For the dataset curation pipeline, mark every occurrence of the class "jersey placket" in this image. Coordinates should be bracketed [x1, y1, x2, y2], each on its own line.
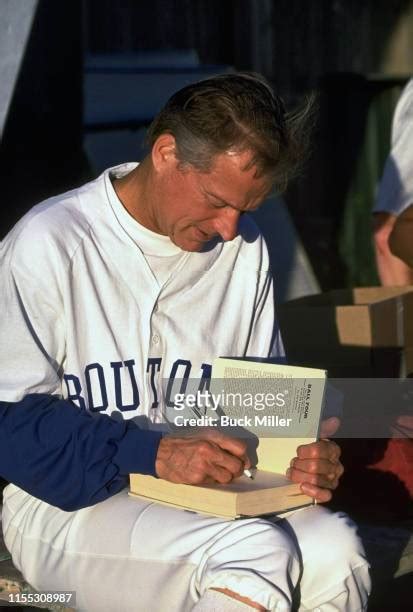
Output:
[146, 297, 166, 424]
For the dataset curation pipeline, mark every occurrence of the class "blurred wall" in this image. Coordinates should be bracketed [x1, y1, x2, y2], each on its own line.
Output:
[0, 0, 86, 238]
[84, 0, 413, 92]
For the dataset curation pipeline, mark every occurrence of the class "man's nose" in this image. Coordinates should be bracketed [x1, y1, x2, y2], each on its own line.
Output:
[213, 208, 241, 242]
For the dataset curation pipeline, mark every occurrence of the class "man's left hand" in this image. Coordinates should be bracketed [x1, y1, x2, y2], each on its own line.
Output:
[286, 417, 344, 503]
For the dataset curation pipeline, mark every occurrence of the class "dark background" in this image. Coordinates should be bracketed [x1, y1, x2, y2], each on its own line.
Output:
[2, 0, 413, 288]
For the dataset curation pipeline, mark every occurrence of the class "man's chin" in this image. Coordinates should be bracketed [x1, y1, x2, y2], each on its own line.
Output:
[173, 234, 212, 252]
[180, 241, 205, 252]
[172, 230, 219, 252]
[169, 236, 202, 252]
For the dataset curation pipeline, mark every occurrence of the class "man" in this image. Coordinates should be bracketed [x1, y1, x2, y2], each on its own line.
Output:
[372, 77, 413, 285]
[0, 73, 370, 611]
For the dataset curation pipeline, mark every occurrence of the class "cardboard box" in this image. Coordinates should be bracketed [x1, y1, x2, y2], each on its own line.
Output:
[278, 286, 413, 376]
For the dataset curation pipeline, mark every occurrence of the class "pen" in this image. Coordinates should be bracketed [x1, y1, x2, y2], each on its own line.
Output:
[243, 468, 254, 479]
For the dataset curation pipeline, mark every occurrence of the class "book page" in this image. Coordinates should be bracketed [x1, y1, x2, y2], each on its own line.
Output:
[210, 358, 326, 437]
[210, 358, 327, 473]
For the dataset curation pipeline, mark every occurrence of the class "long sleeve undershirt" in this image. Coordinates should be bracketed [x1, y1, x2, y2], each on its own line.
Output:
[0, 394, 162, 511]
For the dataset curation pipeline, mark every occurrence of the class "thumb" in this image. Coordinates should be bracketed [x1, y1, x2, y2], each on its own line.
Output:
[320, 416, 340, 438]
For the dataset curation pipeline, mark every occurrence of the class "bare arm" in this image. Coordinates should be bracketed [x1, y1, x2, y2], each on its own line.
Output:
[389, 204, 413, 268]
[372, 212, 413, 285]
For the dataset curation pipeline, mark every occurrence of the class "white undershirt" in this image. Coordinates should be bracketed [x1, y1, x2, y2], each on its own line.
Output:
[131, 223, 185, 287]
[106, 164, 186, 286]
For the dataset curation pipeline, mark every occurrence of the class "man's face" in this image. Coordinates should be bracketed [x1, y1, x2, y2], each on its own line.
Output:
[150, 144, 271, 252]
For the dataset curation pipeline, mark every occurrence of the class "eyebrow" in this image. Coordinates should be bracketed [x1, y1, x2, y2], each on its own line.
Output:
[203, 187, 267, 213]
[204, 190, 262, 212]
[204, 190, 234, 208]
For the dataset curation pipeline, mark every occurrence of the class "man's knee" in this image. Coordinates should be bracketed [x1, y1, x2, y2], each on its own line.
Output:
[293, 506, 366, 565]
[195, 519, 300, 610]
[287, 507, 371, 610]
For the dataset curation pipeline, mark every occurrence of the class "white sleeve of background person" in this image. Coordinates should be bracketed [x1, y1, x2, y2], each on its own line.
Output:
[373, 78, 413, 215]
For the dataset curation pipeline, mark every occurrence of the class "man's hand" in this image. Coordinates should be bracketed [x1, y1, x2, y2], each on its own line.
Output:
[155, 429, 251, 485]
[286, 417, 344, 503]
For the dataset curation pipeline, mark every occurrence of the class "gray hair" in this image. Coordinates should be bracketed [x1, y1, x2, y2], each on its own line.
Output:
[147, 72, 315, 192]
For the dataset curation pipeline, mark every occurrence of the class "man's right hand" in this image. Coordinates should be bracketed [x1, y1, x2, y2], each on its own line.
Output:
[155, 429, 251, 485]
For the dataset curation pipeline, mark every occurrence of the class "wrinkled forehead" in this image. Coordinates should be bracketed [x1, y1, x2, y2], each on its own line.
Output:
[198, 150, 272, 211]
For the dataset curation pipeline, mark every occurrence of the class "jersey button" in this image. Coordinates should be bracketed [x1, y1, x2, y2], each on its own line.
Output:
[152, 334, 160, 345]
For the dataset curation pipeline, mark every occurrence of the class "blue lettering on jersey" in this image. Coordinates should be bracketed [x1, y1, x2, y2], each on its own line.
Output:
[65, 357, 212, 414]
[147, 358, 161, 409]
[85, 363, 109, 412]
[198, 363, 212, 392]
[63, 374, 86, 410]
[110, 360, 140, 412]
[166, 359, 192, 407]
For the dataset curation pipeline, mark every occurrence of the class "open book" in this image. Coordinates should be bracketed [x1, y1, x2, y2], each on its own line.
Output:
[130, 358, 327, 518]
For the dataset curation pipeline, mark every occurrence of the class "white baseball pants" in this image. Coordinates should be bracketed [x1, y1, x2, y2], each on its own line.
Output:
[2, 485, 370, 611]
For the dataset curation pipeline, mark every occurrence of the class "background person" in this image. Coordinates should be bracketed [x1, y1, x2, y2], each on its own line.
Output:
[372, 77, 413, 285]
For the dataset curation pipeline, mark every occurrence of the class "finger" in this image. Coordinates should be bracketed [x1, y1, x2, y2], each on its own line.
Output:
[290, 457, 341, 478]
[212, 447, 248, 477]
[319, 417, 341, 438]
[186, 447, 244, 484]
[208, 431, 249, 460]
[296, 439, 341, 462]
[286, 466, 340, 491]
[202, 430, 251, 468]
[191, 438, 247, 477]
[172, 465, 234, 486]
[300, 482, 333, 503]
[204, 463, 236, 484]
[243, 456, 252, 470]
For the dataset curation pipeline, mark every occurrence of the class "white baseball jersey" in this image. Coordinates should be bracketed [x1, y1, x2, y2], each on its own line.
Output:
[0, 163, 283, 423]
[0, 165, 371, 612]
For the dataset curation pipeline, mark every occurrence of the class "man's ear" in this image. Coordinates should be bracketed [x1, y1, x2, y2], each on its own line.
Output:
[151, 134, 177, 173]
